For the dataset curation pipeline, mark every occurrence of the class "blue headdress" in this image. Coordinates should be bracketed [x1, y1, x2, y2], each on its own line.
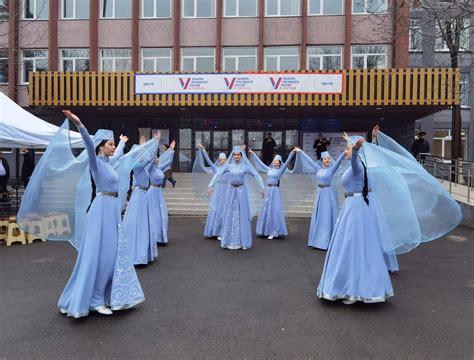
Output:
[250, 151, 316, 211]
[18, 120, 159, 250]
[320, 151, 331, 159]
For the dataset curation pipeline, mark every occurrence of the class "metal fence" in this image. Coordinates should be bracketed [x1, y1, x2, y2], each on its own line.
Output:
[418, 154, 473, 203]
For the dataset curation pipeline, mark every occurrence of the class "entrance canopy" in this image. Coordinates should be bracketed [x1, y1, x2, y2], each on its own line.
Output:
[27, 68, 460, 121]
[0, 92, 84, 148]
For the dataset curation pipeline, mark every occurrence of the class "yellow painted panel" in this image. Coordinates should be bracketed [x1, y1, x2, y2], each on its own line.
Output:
[39, 72, 46, 105]
[439, 69, 446, 106]
[398, 69, 404, 105]
[362, 70, 368, 105]
[455, 68, 460, 105]
[412, 68, 418, 106]
[72, 73, 78, 106]
[426, 68, 433, 105]
[419, 69, 426, 105]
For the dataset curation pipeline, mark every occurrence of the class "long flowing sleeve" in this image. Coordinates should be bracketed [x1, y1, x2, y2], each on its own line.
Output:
[245, 165, 265, 189]
[351, 148, 363, 175]
[201, 149, 218, 173]
[78, 125, 98, 178]
[298, 150, 321, 172]
[109, 140, 126, 166]
[159, 151, 175, 171]
[275, 151, 295, 178]
[251, 153, 270, 173]
[209, 164, 230, 188]
[326, 152, 345, 178]
[138, 142, 160, 175]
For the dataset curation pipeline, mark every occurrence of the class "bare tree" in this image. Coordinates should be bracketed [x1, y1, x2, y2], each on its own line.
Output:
[353, 0, 473, 161]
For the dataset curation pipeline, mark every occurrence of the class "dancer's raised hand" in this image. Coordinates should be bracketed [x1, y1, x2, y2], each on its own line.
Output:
[62, 110, 82, 126]
[119, 134, 129, 143]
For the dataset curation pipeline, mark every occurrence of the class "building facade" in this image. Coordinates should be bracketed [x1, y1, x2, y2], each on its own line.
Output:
[409, 6, 473, 161]
[0, 0, 459, 172]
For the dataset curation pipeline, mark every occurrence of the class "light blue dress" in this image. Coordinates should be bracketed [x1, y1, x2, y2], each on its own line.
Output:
[317, 148, 394, 303]
[209, 162, 265, 250]
[253, 152, 295, 237]
[300, 151, 345, 250]
[148, 153, 174, 244]
[58, 126, 145, 318]
[200, 149, 230, 238]
[123, 156, 158, 265]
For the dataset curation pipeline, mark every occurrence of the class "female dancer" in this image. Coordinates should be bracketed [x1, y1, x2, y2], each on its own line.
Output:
[249, 149, 297, 239]
[148, 141, 176, 245]
[297, 150, 345, 250]
[317, 135, 393, 305]
[208, 146, 265, 250]
[123, 133, 161, 265]
[58, 110, 146, 317]
[197, 143, 229, 240]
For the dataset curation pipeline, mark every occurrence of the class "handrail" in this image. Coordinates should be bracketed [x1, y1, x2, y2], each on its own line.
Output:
[418, 154, 473, 203]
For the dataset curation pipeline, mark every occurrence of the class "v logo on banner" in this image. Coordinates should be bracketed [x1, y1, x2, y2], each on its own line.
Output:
[270, 77, 283, 90]
[179, 78, 192, 90]
[224, 77, 237, 90]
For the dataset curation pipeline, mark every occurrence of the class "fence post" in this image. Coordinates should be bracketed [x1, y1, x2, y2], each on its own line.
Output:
[468, 168, 471, 203]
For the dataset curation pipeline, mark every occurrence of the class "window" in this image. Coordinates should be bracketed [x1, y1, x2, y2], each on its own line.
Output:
[352, 0, 387, 14]
[61, 49, 89, 71]
[21, 49, 48, 84]
[0, 0, 8, 20]
[24, 0, 48, 19]
[100, 49, 132, 71]
[460, 73, 469, 108]
[224, 0, 257, 17]
[266, 0, 300, 16]
[223, 47, 257, 71]
[409, 18, 422, 52]
[308, 0, 343, 15]
[142, 0, 171, 18]
[101, 0, 131, 18]
[141, 48, 172, 72]
[182, 0, 215, 18]
[435, 19, 470, 52]
[62, 0, 89, 19]
[181, 48, 215, 72]
[307, 46, 342, 70]
[264, 46, 299, 71]
[351, 45, 387, 69]
[433, 129, 468, 160]
[179, 128, 192, 171]
[0, 49, 7, 84]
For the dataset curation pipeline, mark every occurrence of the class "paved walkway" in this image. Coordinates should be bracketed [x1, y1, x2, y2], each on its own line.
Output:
[1, 217, 473, 359]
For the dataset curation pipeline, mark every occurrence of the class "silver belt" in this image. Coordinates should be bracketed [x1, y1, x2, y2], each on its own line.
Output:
[135, 185, 149, 191]
[97, 191, 118, 198]
[345, 190, 372, 198]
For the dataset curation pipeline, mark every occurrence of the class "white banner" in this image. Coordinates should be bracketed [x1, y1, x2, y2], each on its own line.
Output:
[135, 73, 344, 95]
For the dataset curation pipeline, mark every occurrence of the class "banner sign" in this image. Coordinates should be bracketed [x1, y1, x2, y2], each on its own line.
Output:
[134, 73, 344, 95]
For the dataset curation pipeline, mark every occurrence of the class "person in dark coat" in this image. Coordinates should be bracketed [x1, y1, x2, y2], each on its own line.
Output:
[20, 148, 35, 188]
[0, 152, 10, 193]
[411, 132, 431, 160]
[313, 133, 332, 160]
[262, 132, 277, 165]
[161, 143, 177, 188]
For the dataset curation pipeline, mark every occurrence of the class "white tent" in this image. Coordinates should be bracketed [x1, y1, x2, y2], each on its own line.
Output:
[0, 92, 84, 148]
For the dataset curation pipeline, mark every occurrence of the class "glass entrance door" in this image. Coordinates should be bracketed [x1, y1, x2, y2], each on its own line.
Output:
[248, 131, 283, 159]
[212, 131, 230, 161]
